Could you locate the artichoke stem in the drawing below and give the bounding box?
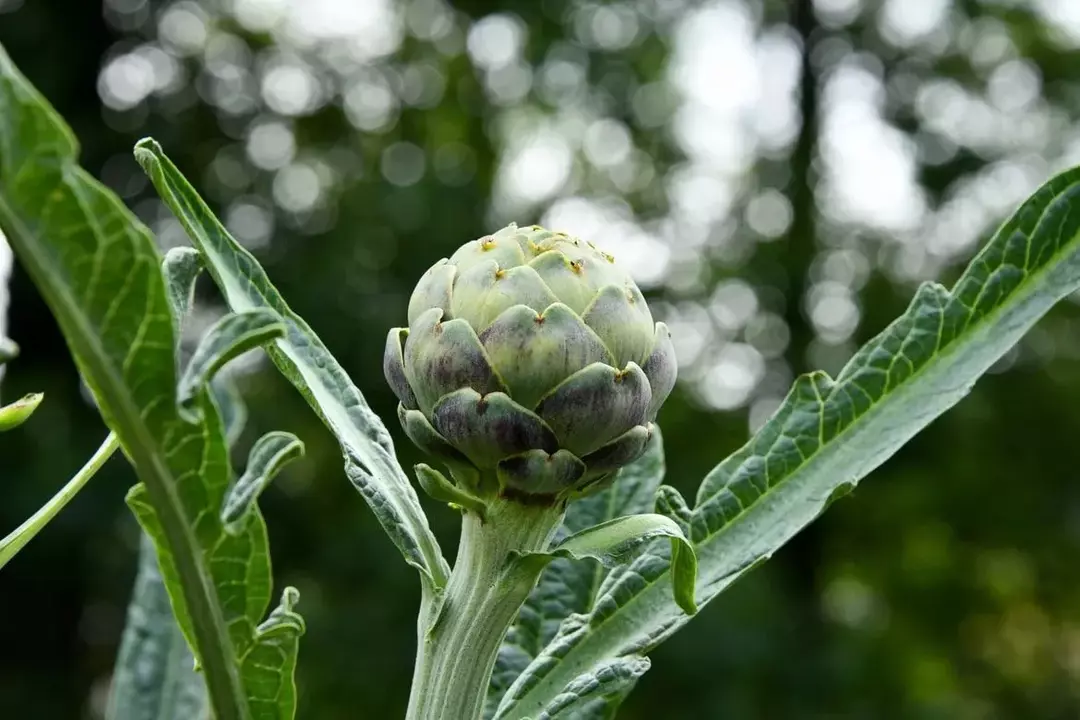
[406,499,565,720]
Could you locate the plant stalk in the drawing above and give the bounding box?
[0,431,119,569]
[406,500,565,720]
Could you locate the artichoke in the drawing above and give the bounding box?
[384,223,676,502]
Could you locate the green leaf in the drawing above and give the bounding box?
[539,514,696,616]
[529,657,650,720]
[0,431,119,570]
[109,365,255,720]
[212,376,249,448]
[0,391,42,431]
[222,431,305,534]
[167,245,249,446]
[124,393,304,719]
[133,137,449,591]
[177,309,285,423]
[0,44,300,719]
[487,431,666,718]
[653,484,691,535]
[162,246,203,341]
[0,41,243,716]
[493,166,1080,717]
[242,586,305,719]
[414,463,488,519]
[106,534,208,720]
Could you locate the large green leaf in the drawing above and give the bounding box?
[123,346,305,720]
[132,138,450,592]
[493,167,1080,717]
[108,341,254,720]
[106,535,208,720]
[487,432,666,718]
[0,43,300,719]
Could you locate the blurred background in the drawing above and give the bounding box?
[2,0,1080,717]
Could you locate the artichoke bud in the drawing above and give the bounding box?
[384,223,676,503]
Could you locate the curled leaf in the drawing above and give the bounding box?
[162,246,203,340]
[414,463,488,519]
[653,484,691,536]
[221,431,305,534]
[177,309,285,422]
[525,512,698,616]
[242,587,305,718]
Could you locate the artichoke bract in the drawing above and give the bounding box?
[384,223,676,502]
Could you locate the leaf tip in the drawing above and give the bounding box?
[176,395,204,425]
[0,392,44,431]
[256,586,306,638]
[415,463,488,520]
[282,585,300,611]
[134,136,162,155]
[677,594,699,616]
[670,537,699,616]
[133,137,164,176]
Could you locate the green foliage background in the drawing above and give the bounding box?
[2,0,1080,717]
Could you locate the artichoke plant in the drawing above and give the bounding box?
[384,223,676,502]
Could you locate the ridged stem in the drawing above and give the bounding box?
[406,500,564,720]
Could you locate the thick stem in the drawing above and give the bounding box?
[407,500,565,720]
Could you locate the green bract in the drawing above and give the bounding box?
[384,223,677,501]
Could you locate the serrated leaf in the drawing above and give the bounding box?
[0,44,300,719]
[487,431,665,718]
[106,534,208,720]
[493,166,1080,717]
[222,431,305,534]
[109,373,256,720]
[124,385,305,720]
[242,587,305,719]
[133,138,449,591]
[177,310,285,423]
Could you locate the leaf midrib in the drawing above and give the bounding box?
[0,189,249,720]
